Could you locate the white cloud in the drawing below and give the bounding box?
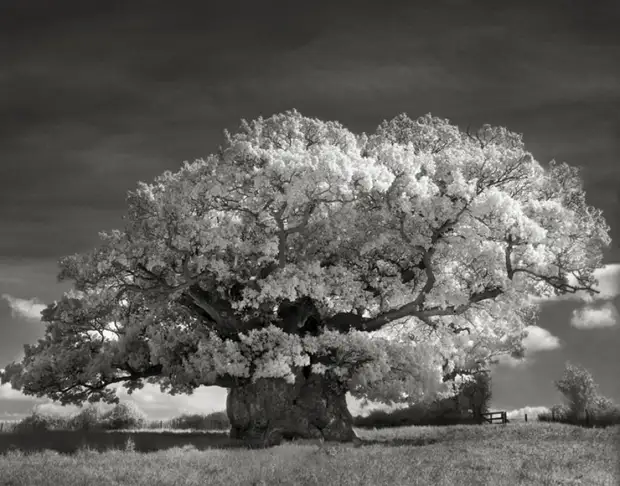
[1,294,46,321]
[570,301,619,329]
[346,395,410,417]
[506,405,551,420]
[497,325,561,368]
[116,385,228,418]
[32,402,80,417]
[590,264,620,300]
[522,325,562,353]
[0,383,27,400]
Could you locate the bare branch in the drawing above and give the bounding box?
[511,267,599,295]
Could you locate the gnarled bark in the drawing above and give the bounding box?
[226,368,356,446]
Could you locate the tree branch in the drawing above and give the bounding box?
[505,235,515,280]
[407,205,470,308]
[510,267,599,294]
[185,286,233,330]
[356,286,503,333]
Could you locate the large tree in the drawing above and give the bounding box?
[1,111,610,444]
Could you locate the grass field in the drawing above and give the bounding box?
[0,423,617,485]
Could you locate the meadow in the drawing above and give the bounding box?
[0,422,617,485]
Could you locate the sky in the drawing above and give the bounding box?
[0,0,619,421]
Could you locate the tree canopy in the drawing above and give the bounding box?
[1,110,610,408]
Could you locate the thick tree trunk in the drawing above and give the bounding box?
[226,369,356,446]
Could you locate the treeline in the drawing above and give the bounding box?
[3,402,230,433]
[3,371,493,433]
[6,362,617,433]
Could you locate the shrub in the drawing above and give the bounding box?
[590,396,616,415]
[590,405,620,427]
[538,404,571,423]
[168,411,230,430]
[353,409,401,428]
[204,411,230,430]
[538,402,620,427]
[100,402,147,430]
[67,403,107,431]
[13,411,68,433]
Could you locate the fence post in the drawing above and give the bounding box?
[0,422,3,432]
[160,420,163,429]
[524,413,527,423]
[502,412,507,424]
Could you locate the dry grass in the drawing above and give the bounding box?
[0,423,617,485]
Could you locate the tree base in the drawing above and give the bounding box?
[226,370,356,446]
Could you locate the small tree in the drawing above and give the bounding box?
[0,111,611,444]
[554,362,601,420]
[101,402,147,430]
[460,370,492,422]
[68,403,107,431]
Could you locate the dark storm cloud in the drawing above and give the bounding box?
[0,1,336,260]
[0,0,619,262]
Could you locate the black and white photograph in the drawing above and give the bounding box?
[0,0,618,484]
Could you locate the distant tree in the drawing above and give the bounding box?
[554,362,602,419]
[0,110,610,445]
[100,402,147,430]
[68,403,107,431]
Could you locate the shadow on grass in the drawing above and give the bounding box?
[0,430,446,455]
[0,430,250,455]
[355,437,442,447]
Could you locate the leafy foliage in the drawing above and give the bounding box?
[354,370,492,428]
[0,110,610,410]
[459,370,492,420]
[554,362,601,418]
[67,403,107,431]
[100,402,147,430]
